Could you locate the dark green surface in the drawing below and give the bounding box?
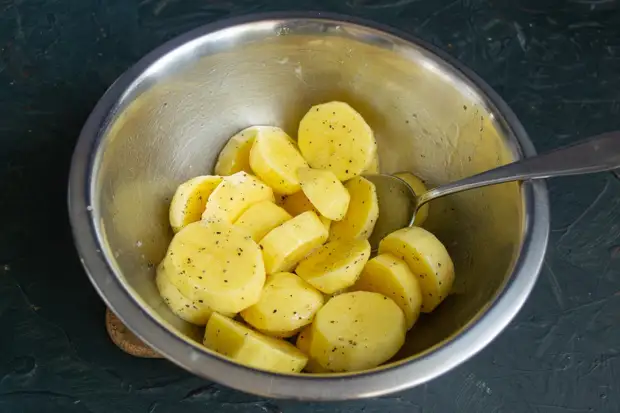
[1,1,620,412]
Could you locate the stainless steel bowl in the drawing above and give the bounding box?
[68,13,549,400]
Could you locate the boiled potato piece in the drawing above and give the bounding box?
[278,191,331,231]
[162,221,265,314]
[309,292,406,372]
[234,201,292,242]
[204,313,307,374]
[295,239,371,294]
[296,326,328,373]
[241,272,324,338]
[214,126,263,176]
[298,168,350,221]
[298,101,377,181]
[202,171,274,223]
[169,175,222,233]
[378,227,454,313]
[329,176,379,241]
[352,253,422,330]
[249,126,308,195]
[363,154,380,174]
[259,211,329,274]
[395,172,429,226]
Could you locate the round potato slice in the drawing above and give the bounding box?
[234,201,292,242]
[204,313,308,374]
[352,253,423,330]
[298,167,350,221]
[163,221,266,314]
[298,101,377,181]
[249,126,309,195]
[259,211,329,274]
[169,175,223,233]
[295,239,371,294]
[214,126,263,176]
[202,171,274,223]
[395,172,429,226]
[296,326,328,373]
[278,191,331,231]
[241,272,324,338]
[310,292,406,372]
[378,226,455,313]
[329,176,379,241]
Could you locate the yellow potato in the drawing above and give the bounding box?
[234,201,292,242]
[298,101,377,181]
[241,272,324,338]
[352,254,422,330]
[259,211,329,274]
[214,126,263,176]
[204,313,308,374]
[378,227,454,313]
[295,239,371,294]
[309,292,406,372]
[202,171,274,223]
[395,172,429,226]
[296,326,328,373]
[278,191,331,231]
[329,176,379,241]
[249,126,309,195]
[298,168,350,221]
[162,221,266,314]
[169,175,222,233]
[363,154,380,174]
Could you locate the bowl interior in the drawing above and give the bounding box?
[91,19,524,371]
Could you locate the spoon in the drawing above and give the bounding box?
[364,131,620,249]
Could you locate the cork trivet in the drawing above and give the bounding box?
[105,308,163,358]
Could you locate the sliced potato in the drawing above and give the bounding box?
[241,272,324,338]
[378,227,454,313]
[298,168,350,221]
[295,239,371,294]
[259,211,329,274]
[309,292,406,372]
[278,191,331,231]
[249,126,308,195]
[298,101,377,181]
[234,201,292,242]
[169,175,222,233]
[395,172,429,226]
[352,253,422,330]
[296,326,328,373]
[202,171,274,223]
[214,126,263,176]
[204,313,308,373]
[162,221,266,314]
[329,176,379,241]
[363,154,380,174]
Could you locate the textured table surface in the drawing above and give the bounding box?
[1,1,620,412]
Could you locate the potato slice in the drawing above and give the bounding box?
[204,313,308,374]
[295,239,371,294]
[241,272,324,338]
[278,191,331,231]
[363,154,380,174]
[202,171,274,223]
[310,292,406,372]
[234,201,292,242]
[352,254,422,330]
[378,227,454,313]
[329,176,379,241]
[259,211,329,274]
[298,101,377,181]
[249,126,309,195]
[298,168,350,221]
[296,326,328,373]
[395,172,429,226]
[214,126,263,176]
[169,175,223,233]
[162,221,266,314]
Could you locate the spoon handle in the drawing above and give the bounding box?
[417,131,620,207]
